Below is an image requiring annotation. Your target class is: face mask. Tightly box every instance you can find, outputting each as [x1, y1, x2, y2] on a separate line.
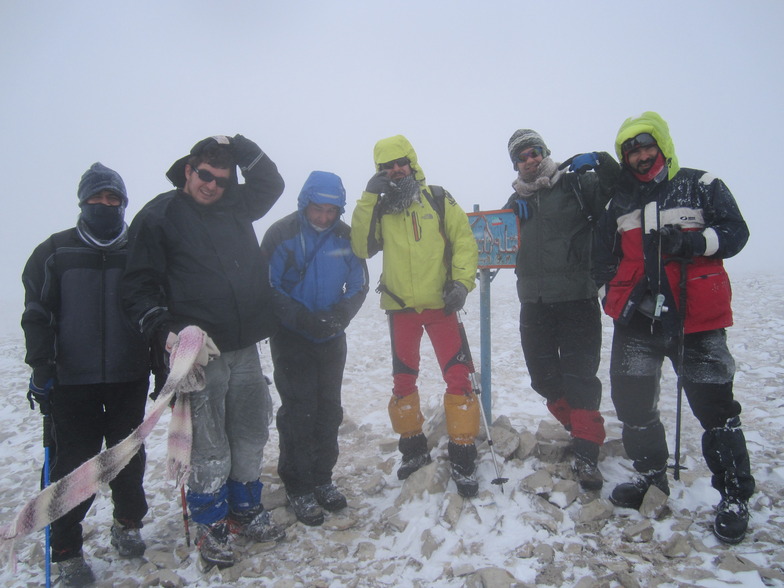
[80, 203, 125, 239]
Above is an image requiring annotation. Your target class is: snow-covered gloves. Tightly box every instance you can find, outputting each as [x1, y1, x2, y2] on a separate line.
[27, 365, 56, 414]
[231, 134, 264, 173]
[658, 224, 707, 258]
[366, 171, 393, 195]
[442, 281, 469, 315]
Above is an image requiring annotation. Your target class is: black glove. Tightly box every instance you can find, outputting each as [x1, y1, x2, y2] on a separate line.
[27, 365, 56, 414]
[442, 281, 469, 315]
[366, 171, 393, 195]
[296, 308, 339, 339]
[231, 134, 264, 173]
[658, 224, 706, 258]
[595, 151, 621, 185]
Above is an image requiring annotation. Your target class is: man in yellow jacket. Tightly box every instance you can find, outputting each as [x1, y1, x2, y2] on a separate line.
[351, 135, 480, 497]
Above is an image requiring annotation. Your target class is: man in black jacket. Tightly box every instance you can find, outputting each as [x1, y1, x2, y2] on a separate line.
[22, 162, 151, 586]
[122, 135, 285, 569]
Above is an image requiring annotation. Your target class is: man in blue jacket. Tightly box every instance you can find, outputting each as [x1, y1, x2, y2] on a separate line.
[122, 135, 285, 569]
[261, 171, 368, 526]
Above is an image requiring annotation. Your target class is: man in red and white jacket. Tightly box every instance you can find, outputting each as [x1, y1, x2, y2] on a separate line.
[593, 111, 754, 545]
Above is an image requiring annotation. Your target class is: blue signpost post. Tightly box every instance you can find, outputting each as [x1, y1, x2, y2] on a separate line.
[467, 206, 519, 422]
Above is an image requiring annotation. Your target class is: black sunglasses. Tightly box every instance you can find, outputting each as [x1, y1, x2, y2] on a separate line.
[191, 165, 231, 189]
[621, 133, 657, 154]
[516, 146, 545, 162]
[380, 157, 410, 170]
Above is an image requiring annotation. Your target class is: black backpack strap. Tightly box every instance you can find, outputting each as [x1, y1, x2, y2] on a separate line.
[423, 185, 452, 281]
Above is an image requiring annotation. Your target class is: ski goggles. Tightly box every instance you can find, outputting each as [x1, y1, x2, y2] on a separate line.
[380, 157, 411, 170]
[191, 166, 232, 188]
[516, 146, 545, 162]
[621, 133, 657, 154]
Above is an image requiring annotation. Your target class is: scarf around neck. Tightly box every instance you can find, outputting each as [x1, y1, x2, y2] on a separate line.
[512, 157, 565, 199]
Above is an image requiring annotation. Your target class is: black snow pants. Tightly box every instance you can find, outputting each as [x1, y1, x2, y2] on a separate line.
[270, 328, 346, 497]
[519, 298, 603, 410]
[49, 378, 149, 561]
[610, 312, 754, 500]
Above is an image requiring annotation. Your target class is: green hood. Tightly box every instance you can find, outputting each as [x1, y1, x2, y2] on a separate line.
[615, 111, 680, 180]
[373, 135, 426, 182]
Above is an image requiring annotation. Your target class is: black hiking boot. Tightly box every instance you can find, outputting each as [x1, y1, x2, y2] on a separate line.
[448, 441, 479, 498]
[287, 493, 325, 526]
[195, 520, 235, 569]
[57, 555, 95, 587]
[610, 468, 670, 509]
[314, 483, 347, 512]
[570, 438, 603, 491]
[713, 497, 749, 544]
[397, 433, 431, 480]
[110, 519, 146, 557]
[228, 504, 286, 542]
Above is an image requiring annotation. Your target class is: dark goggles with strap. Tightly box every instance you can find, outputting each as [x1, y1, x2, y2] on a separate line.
[621, 132, 657, 154]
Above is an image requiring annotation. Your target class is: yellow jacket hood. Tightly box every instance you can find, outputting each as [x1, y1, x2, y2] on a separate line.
[615, 111, 680, 180]
[373, 135, 426, 182]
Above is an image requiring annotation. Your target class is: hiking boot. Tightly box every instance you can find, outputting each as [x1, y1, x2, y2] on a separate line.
[713, 497, 749, 544]
[397, 452, 432, 480]
[57, 555, 96, 587]
[314, 483, 347, 512]
[450, 465, 479, 498]
[573, 456, 604, 491]
[110, 519, 146, 557]
[288, 493, 325, 526]
[195, 520, 234, 569]
[610, 469, 670, 509]
[229, 505, 286, 542]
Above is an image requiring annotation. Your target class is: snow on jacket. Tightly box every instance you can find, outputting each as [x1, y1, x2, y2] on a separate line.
[260, 171, 368, 342]
[351, 135, 478, 312]
[21, 228, 150, 385]
[504, 171, 612, 304]
[122, 154, 284, 351]
[594, 111, 749, 336]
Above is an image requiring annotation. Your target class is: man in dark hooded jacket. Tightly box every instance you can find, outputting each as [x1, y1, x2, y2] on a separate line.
[504, 129, 620, 491]
[594, 111, 754, 544]
[261, 171, 368, 526]
[122, 135, 285, 569]
[22, 162, 150, 586]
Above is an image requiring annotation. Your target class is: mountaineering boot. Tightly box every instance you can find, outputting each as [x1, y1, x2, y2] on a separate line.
[228, 504, 286, 542]
[57, 555, 96, 587]
[110, 519, 146, 557]
[571, 437, 604, 491]
[314, 483, 347, 512]
[610, 468, 669, 509]
[713, 497, 750, 544]
[195, 519, 235, 569]
[448, 441, 479, 498]
[397, 432, 432, 480]
[287, 493, 325, 526]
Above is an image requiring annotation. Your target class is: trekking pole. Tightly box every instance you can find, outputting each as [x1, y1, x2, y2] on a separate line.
[180, 484, 191, 547]
[673, 257, 690, 481]
[42, 414, 52, 588]
[455, 312, 508, 492]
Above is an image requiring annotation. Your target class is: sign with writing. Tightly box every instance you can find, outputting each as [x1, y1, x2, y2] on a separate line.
[467, 209, 519, 269]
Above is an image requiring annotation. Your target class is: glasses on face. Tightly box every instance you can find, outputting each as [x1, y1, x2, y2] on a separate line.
[621, 133, 657, 154]
[380, 157, 411, 170]
[191, 165, 231, 189]
[516, 146, 545, 162]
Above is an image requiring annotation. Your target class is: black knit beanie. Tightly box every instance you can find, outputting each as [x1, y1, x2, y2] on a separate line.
[77, 162, 128, 206]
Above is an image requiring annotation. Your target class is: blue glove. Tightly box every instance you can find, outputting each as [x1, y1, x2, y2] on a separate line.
[511, 199, 530, 221]
[562, 152, 600, 174]
[27, 367, 55, 415]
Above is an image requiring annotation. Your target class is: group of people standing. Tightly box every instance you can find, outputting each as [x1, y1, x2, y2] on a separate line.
[20, 111, 755, 586]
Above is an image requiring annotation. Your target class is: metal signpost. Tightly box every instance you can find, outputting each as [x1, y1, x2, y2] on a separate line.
[467, 206, 519, 422]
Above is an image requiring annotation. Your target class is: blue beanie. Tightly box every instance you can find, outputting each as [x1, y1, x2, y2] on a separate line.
[77, 162, 128, 206]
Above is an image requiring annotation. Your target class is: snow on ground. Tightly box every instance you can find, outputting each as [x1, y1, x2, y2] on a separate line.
[0, 271, 782, 587]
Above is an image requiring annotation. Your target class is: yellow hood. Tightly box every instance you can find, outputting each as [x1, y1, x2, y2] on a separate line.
[615, 111, 680, 180]
[373, 135, 426, 182]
